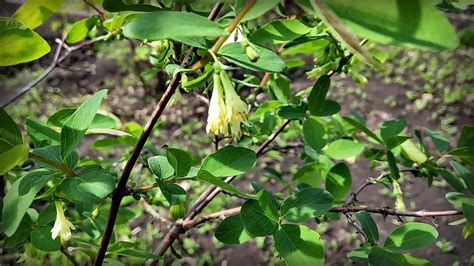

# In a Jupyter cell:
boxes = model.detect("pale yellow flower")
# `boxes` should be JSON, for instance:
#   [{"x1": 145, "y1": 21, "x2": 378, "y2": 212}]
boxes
[
  {"x1": 392, "y1": 181, "x2": 406, "y2": 211},
  {"x1": 220, "y1": 70, "x2": 249, "y2": 140},
  {"x1": 51, "y1": 201, "x2": 75, "y2": 243},
  {"x1": 206, "y1": 73, "x2": 228, "y2": 136}
]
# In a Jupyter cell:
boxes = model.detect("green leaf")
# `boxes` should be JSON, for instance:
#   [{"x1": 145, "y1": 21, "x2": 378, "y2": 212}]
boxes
[
  {"x1": 60, "y1": 89, "x2": 107, "y2": 159},
  {"x1": 277, "y1": 105, "x2": 306, "y2": 120},
  {"x1": 166, "y1": 148, "x2": 192, "y2": 177},
  {"x1": 452, "y1": 161, "x2": 474, "y2": 194},
  {"x1": 380, "y1": 119, "x2": 407, "y2": 142},
  {"x1": 463, "y1": 201, "x2": 474, "y2": 223},
  {"x1": 356, "y1": 211, "x2": 379, "y2": 244},
  {"x1": 400, "y1": 139, "x2": 427, "y2": 165},
  {"x1": 31, "y1": 226, "x2": 61, "y2": 252},
  {"x1": 236, "y1": 0, "x2": 280, "y2": 22},
  {"x1": 323, "y1": 0, "x2": 459, "y2": 50},
  {"x1": 197, "y1": 171, "x2": 257, "y2": 199},
  {"x1": 458, "y1": 126, "x2": 474, "y2": 149},
  {"x1": 48, "y1": 109, "x2": 118, "y2": 129},
  {"x1": 2, "y1": 170, "x2": 53, "y2": 236},
  {"x1": 445, "y1": 192, "x2": 468, "y2": 209},
  {"x1": 311, "y1": 99, "x2": 341, "y2": 117},
  {"x1": 303, "y1": 117, "x2": 327, "y2": 150},
  {"x1": 326, "y1": 162, "x2": 352, "y2": 201},
  {"x1": 58, "y1": 166, "x2": 115, "y2": 202},
  {"x1": 0, "y1": 144, "x2": 29, "y2": 175},
  {"x1": 0, "y1": 108, "x2": 23, "y2": 151},
  {"x1": 311, "y1": 0, "x2": 381, "y2": 67},
  {"x1": 200, "y1": 145, "x2": 256, "y2": 178},
  {"x1": 215, "y1": 214, "x2": 254, "y2": 244},
  {"x1": 25, "y1": 119, "x2": 60, "y2": 148},
  {"x1": 0, "y1": 18, "x2": 51, "y2": 66},
  {"x1": 240, "y1": 190, "x2": 279, "y2": 236},
  {"x1": 18, "y1": 171, "x2": 54, "y2": 196},
  {"x1": 325, "y1": 139, "x2": 365, "y2": 160},
  {"x1": 67, "y1": 16, "x2": 99, "y2": 44},
  {"x1": 308, "y1": 75, "x2": 330, "y2": 115},
  {"x1": 148, "y1": 156, "x2": 175, "y2": 180},
  {"x1": 343, "y1": 116, "x2": 383, "y2": 143},
  {"x1": 425, "y1": 128, "x2": 450, "y2": 152},
  {"x1": 368, "y1": 247, "x2": 432, "y2": 266},
  {"x1": 281, "y1": 187, "x2": 333, "y2": 222},
  {"x1": 32, "y1": 145, "x2": 78, "y2": 171},
  {"x1": 387, "y1": 150, "x2": 400, "y2": 180},
  {"x1": 102, "y1": 0, "x2": 161, "y2": 12},
  {"x1": 384, "y1": 222, "x2": 438, "y2": 252},
  {"x1": 218, "y1": 43, "x2": 286, "y2": 73},
  {"x1": 123, "y1": 11, "x2": 225, "y2": 41},
  {"x1": 13, "y1": 0, "x2": 63, "y2": 29},
  {"x1": 433, "y1": 168, "x2": 465, "y2": 192},
  {"x1": 158, "y1": 183, "x2": 186, "y2": 206},
  {"x1": 249, "y1": 19, "x2": 312, "y2": 45},
  {"x1": 107, "y1": 241, "x2": 160, "y2": 259},
  {"x1": 273, "y1": 224, "x2": 325, "y2": 266}
]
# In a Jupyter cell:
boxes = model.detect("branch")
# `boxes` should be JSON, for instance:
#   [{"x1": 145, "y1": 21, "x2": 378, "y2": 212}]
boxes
[
  {"x1": 94, "y1": 3, "x2": 227, "y2": 265},
  {"x1": 2, "y1": 30, "x2": 119, "y2": 107},
  {"x1": 61, "y1": 246, "x2": 79, "y2": 266},
  {"x1": 84, "y1": 0, "x2": 108, "y2": 20}
]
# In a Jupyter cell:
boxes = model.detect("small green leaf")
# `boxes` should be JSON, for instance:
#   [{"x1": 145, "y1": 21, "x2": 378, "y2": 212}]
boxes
[
  {"x1": 249, "y1": 19, "x2": 312, "y2": 45},
  {"x1": 30, "y1": 226, "x2": 61, "y2": 252},
  {"x1": 343, "y1": 116, "x2": 383, "y2": 143},
  {"x1": 303, "y1": 117, "x2": 327, "y2": 150},
  {"x1": 215, "y1": 215, "x2": 254, "y2": 244},
  {"x1": 368, "y1": 247, "x2": 432, "y2": 266},
  {"x1": 107, "y1": 241, "x2": 160, "y2": 259},
  {"x1": 0, "y1": 108, "x2": 23, "y2": 151},
  {"x1": 148, "y1": 156, "x2": 175, "y2": 180},
  {"x1": 387, "y1": 150, "x2": 400, "y2": 180},
  {"x1": 2, "y1": 170, "x2": 53, "y2": 237},
  {"x1": 425, "y1": 128, "x2": 450, "y2": 152},
  {"x1": 32, "y1": 145, "x2": 78, "y2": 172},
  {"x1": 384, "y1": 222, "x2": 438, "y2": 252},
  {"x1": 451, "y1": 161, "x2": 474, "y2": 194},
  {"x1": 326, "y1": 162, "x2": 352, "y2": 201},
  {"x1": 67, "y1": 16, "x2": 99, "y2": 44},
  {"x1": 277, "y1": 105, "x2": 306, "y2": 120},
  {"x1": 463, "y1": 201, "x2": 474, "y2": 223},
  {"x1": 13, "y1": 0, "x2": 63, "y2": 29},
  {"x1": 311, "y1": 99, "x2": 341, "y2": 117},
  {"x1": 197, "y1": 171, "x2": 257, "y2": 199},
  {"x1": 25, "y1": 118, "x2": 60, "y2": 148},
  {"x1": 166, "y1": 148, "x2": 192, "y2": 177},
  {"x1": 356, "y1": 211, "x2": 379, "y2": 244},
  {"x1": 123, "y1": 11, "x2": 225, "y2": 41},
  {"x1": 400, "y1": 139, "x2": 427, "y2": 165},
  {"x1": 218, "y1": 43, "x2": 286, "y2": 73},
  {"x1": 308, "y1": 75, "x2": 330, "y2": 115},
  {"x1": 433, "y1": 168, "x2": 465, "y2": 192},
  {"x1": 325, "y1": 139, "x2": 365, "y2": 160},
  {"x1": 58, "y1": 166, "x2": 115, "y2": 202},
  {"x1": 281, "y1": 187, "x2": 333, "y2": 222},
  {"x1": 200, "y1": 145, "x2": 256, "y2": 178},
  {"x1": 240, "y1": 190, "x2": 279, "y2": 236},
  {"x1": 60, "y1": 90, "x2": 107, "y2": 159},
  {"x1": 158, "y1": 183, "x2": 186, "y2": 206},
  {"x1": 380, "y1": 119, "x2": 407, "y2": 142},
  {"x1": 48, "y1": 108, "x2": 117, "y2": 129},
  {"x1": 273, "y1": 224, "x2": 325, "y2": 265},
  {"x1": 0, "y1": 18, "x2": 51, "y2": 66},
  {"x1": 445, "y1": 192, "x2": 468, "y2": 209},
  {"x1": 0, "y1": 144, "x2": 29, "y2": 175}
]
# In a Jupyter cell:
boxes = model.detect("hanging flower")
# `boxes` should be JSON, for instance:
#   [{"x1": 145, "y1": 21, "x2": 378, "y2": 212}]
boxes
[
  {"x1": 206, "y1": 73, "x2": 228, "y2": 136},
  {"x1": 51, "y1": 201, "x2": 75, "y2": 243},
  {"x1": 220, "y1": 70, "x2": 249, "y2": 140}
]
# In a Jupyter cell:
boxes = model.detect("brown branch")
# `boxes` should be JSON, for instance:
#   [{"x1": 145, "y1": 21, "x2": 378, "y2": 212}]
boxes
[
  {"x1": 61, "y1": 246, "x2": 79, "y2": 266},
  {"x1": 94, "y1": 3, "x2": 226, "y2": 265},
  {"x1": 140, "y1": 197, "x2": 169, "y2": 224},
  {"x1": 84, "y1": 0, "x2": 108, "y2": 20}
]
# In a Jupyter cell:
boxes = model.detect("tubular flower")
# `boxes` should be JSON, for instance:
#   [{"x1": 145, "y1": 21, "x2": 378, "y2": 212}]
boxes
[
  {"x1": 51, "y1": 201, "x2": 75, "y2": 243},
  {"x1": 220, "y1": 70, "x2": 249, "y2": 140},
  {"x1": 206, "y1": 73, "x2": 228, "y2": 136}
]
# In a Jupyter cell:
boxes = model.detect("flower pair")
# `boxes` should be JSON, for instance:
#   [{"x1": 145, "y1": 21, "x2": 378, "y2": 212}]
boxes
[{"x1": 206, "y1": 69, "x2": 249, "y2": 140}]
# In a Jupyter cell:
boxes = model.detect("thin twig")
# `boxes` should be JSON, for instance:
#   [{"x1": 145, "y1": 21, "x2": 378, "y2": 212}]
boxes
[
  {"x1": 140, "y1": 197, "x2": 169, "y2": 224},
  {"x1": 61, "y1": 246, "x2": 79, "y2": 266},
  {"x1": 84, "y1": 0, "x2": 108, "y2": 20}
]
